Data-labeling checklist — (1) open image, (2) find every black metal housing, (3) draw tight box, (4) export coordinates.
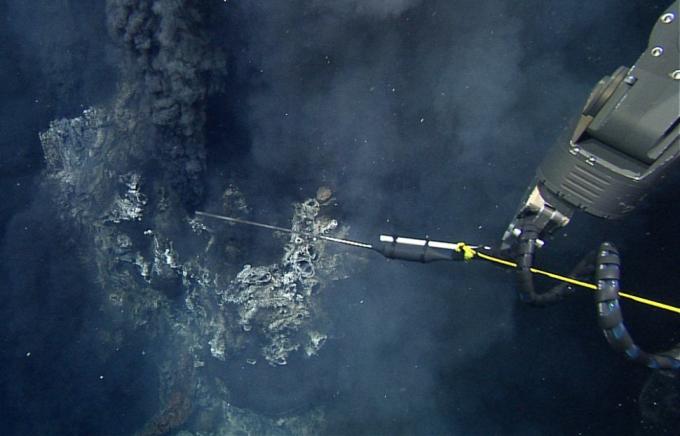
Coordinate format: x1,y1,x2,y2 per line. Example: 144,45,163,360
537,0,680,219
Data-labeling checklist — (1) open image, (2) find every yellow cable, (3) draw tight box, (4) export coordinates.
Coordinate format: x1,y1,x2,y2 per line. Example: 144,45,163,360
463,246,680,315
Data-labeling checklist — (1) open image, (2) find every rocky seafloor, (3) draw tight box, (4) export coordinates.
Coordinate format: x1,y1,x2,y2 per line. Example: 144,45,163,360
35,1,358,434
31,1,680,434
41,102,353,434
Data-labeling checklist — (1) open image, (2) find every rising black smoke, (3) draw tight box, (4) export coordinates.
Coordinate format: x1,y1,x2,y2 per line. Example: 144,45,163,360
1,0,677,435
105,0,225,204
1,0,226,433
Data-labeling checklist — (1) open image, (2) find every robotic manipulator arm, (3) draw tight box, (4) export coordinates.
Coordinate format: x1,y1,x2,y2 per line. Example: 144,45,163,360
500,1,680,368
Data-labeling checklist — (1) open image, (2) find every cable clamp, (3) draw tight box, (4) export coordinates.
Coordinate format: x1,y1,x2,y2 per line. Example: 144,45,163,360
454,243,477,261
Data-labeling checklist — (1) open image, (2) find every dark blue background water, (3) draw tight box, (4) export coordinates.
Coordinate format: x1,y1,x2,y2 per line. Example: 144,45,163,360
1,1,678,434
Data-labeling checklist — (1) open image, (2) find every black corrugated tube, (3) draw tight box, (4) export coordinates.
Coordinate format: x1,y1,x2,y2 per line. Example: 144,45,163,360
515,223,592,306
595,242,680,370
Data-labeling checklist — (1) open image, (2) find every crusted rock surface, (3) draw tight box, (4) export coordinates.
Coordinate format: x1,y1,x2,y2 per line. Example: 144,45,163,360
38,2,354,433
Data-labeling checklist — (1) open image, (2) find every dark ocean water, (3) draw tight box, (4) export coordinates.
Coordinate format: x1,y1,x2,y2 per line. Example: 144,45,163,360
1,0,679,435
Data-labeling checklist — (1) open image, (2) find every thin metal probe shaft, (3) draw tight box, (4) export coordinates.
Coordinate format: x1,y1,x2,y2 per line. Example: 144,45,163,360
195,211,374,250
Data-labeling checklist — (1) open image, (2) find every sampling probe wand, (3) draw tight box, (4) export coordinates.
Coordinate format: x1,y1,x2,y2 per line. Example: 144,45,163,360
195,210,479,262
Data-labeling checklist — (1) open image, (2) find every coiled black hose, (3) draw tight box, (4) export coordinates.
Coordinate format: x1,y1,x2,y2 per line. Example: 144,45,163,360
515,223,593,306
595,242,680,370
